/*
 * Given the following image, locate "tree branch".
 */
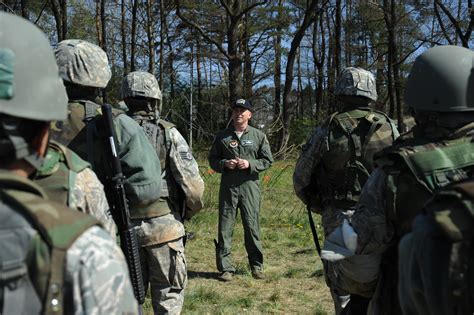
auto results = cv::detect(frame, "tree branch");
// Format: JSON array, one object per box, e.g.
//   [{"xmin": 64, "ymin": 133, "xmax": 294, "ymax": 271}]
[
  {"xmin": 436, "ymin": 0, "xmax": 465, "ymax": 45},
  {"xmin": 175, "ymin": 0, "xmax": 229, "ymax": 59}
]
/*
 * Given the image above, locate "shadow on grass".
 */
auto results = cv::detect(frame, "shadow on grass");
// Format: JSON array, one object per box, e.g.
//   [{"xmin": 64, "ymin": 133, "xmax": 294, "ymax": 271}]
[{"xmin": 188, "ymin": 270, "xmax": 221, "ymax": 280}]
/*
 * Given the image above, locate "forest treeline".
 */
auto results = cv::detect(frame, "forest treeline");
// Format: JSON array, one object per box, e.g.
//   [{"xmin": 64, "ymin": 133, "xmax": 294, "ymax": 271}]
[{"xmin": 1, "ymin": 0, "xmax": 472, "ymax": 157}]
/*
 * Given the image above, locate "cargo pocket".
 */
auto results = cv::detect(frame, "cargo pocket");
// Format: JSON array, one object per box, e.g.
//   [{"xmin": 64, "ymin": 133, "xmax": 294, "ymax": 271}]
[{"xmin": 167, "ymin": 238, "xmax": 187, "ymax": 291}]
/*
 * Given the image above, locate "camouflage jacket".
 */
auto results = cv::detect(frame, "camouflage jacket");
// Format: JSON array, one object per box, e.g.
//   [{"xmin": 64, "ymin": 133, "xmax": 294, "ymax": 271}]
[
  {"xmin": 293, "ymin": 107, "xmax": 399, "ymax": 217},
  {"xmin": 348, "ymin": 122, "xmax": 474, "ymax": 315},
  {"xmin": 130, "ymin": 112, "xmax": 204, "ymax": 221},
  {"xmin": 0, "ymin": 171, "xmax": 138, "ymax": 314},
  {"xmin": 34, "ymin": 141, "xmax": 116, "ymax": 238},
  {"xmin": 399, "ymin": 179, "xmax": 474, "ymax": 315}
]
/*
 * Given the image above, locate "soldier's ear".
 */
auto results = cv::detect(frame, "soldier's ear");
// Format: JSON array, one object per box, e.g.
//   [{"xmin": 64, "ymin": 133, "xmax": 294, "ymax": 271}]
[{"xmin": 31, "ymin": 124, "xmax": 50, "ymax": 158}]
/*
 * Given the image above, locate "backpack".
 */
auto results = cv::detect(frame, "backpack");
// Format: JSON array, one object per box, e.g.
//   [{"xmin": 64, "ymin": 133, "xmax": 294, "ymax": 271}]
[
  {"xmin": 316, "ymin": 108, "xmax": 397, "ymax": 208},
  {"xmin": 0, "ymin": 173, "xmax": 98, "ymax": 315},
  {"xmin": 132, "ymin": 115, "xmax": 183, "ymax": 207},
  {"xmin": 428, "ymin": 179, "xmax": 474, "ymax": 314}
]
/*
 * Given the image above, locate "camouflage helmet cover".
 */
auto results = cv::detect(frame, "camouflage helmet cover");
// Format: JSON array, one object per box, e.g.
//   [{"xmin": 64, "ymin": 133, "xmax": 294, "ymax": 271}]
[
  {"xmin": 404, "ymin": 45, "xmax": 474, "ymax": 112},
  {"xmin": 55, "ymin": 39, "xmax": 111, "ymax": 88},
  {"xmin": 121, "ymin": 71, "xmax": 162, "ymax": 100},
  {"xmin": 0, "ymin": 12, "xmax": 67, "ymax": 121},
  {"xmin": 335, "ymin": 67, "xmax": 378, "ymax": 101}
]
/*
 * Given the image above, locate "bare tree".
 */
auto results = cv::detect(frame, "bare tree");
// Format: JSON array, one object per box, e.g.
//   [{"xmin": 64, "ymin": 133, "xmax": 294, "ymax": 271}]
[
  {"xmin": 176, "ymin": 0, "xmax": 267, "ymax": 104},
  {"xmin": 279, "ymin": 0, "xmax": 320, "ymax": 153}
]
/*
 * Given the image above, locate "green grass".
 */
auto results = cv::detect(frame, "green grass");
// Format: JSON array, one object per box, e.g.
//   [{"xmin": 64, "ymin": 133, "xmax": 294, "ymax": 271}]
[{"xmin": 144, "ymin": 159, "xmax": 333, "ymax": 314}]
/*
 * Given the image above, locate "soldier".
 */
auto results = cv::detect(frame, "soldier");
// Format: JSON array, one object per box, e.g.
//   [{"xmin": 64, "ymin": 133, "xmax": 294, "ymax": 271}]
[
  {"xmin": 208, "ymin": 99, "xmax": 273, "ymax": 282},
  {"xmin": 50, "ymin": 39, "xmax": 162, "ymax": 215},
  {"xmin": 122, "ymin": 71, "xmax": 205, "ymax": 314},
  {"xmin": 336, "ymin": 45, "xmax": 474, "ymax": 314},
  {"xmin": 293, "ymin": 67, "xmax": 399, "ymax": 314},
  {"xmin": 51, "ymin": 39, "xmax": 163, "ymax": 310},
  {"xmin": 0, "ymin": 12, "xmax": 138, "ymax": 314},
  {"xmin": 399, "ymin": 179, "xmax": 474, "ymax": 315},
  {"xmin": 34, "ymin": 141, "xmax": 117, "ymax": 238}
]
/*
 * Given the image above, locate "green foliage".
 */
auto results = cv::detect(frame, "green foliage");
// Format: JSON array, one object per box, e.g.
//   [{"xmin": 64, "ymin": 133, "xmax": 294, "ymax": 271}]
[{"xmin": 289, "ymin": 116, "xmax": 317, "ymax": 147}]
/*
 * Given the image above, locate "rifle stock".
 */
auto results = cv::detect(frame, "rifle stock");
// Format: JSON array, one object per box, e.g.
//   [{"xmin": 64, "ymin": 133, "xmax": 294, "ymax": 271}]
[{"xmin": 101, "ymin": 104, "xmax": 146, "ymax": 306}]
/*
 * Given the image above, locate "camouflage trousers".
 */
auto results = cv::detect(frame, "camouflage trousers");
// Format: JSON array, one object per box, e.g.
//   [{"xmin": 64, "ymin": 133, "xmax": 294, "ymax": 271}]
[{"xmin": 133, "ymin": 214, "xmax": 187, "ymax": 315}]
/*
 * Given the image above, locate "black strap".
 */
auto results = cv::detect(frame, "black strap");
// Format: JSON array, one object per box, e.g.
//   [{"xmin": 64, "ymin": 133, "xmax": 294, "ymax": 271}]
[{"xmin": 307, "ymin": 204, "xmax": 322, "ymax": 257}]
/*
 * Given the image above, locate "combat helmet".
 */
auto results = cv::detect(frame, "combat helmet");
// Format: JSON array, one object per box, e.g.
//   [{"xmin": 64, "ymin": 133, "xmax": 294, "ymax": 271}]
[
  {"xmin": 55, "ymin": 39, "xmax": 111, "ymax": 88},
  {"xmin": 0, "ymin": 12, "xmax": 67, "ymax": 121},
  {"xmin": 405, "ymin": 45, "xmax": 474, "ymax": 112},
  {"xmin": 0, "ymin": 12, "xmax": 68, "ymax": 167},
  {"xmin": 335, "ymin": 67, "xmax": 378, "ymax": 101},
  {"xmin": 122, "ymin": 71, "xmax": 162, "ymax": 100}
]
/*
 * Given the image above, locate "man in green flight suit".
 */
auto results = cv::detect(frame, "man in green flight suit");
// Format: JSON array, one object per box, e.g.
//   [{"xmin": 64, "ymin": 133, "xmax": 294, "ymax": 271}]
[{"xmin": 209, "ymin": 99, "xmax": 273, "ymax": 282}]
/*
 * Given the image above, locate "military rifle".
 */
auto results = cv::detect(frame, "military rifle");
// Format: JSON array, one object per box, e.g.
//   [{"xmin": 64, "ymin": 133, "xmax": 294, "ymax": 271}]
[{"xmin": 101, "ymin": 104, "xmax": 146, "ymax": 309}]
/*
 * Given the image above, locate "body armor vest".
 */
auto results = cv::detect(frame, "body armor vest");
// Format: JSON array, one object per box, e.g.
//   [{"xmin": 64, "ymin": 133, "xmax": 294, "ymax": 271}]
[
  {"xmin": 0, "ymin": 172, "xmax": 98, "ymax": 315},
  {"xmin": 34, "ymin": 141, "xmax": 90, "ymax": 207}
]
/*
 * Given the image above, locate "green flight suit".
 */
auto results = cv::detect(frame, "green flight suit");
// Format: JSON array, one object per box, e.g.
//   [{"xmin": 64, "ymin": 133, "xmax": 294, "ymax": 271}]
[{"xmin": 209, "ymin": 125, "xmax": 273, "ymax": 273}]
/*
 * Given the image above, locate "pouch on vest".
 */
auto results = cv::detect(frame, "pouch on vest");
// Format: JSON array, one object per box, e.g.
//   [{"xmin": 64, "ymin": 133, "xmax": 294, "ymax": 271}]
[
  {"xmin": 428, "ymin": 179, "xmax": 474, "ymax": 314},
  {"xmin": 1, "ymin": 173, "xmax": 98, "ymax": 315},
  {"xmin": 317, "ymin": 108, "xmax": 396, "ymax": 208}
]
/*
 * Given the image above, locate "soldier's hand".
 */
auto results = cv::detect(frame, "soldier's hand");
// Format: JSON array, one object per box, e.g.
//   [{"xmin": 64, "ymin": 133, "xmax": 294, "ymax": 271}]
[
  {"xmin": 225, "ymin": 159, "xmax": 238, "ymax": 169},
  {"xmin": 236, "ymin": 158, "xmax": 250, "ymax": 169}
]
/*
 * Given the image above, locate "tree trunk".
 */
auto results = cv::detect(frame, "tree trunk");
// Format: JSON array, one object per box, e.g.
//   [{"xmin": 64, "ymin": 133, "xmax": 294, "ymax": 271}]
[
  {"xmin": 60, "ymin": 0, "xmax": 67, "ymax": 40},
  {"xmin": 242, "ymin": 11, "xmax": 252, "ymax": 99},
  {"xmin": 334, "ymin": 0, "xmax": 341, "ymax": 74},
  {"xmin": 130, "ymin": 0, "xmax": 139, "ymax": 71},
  {"xmin": 20, "ymin": 0, "xmax": 28, "ymax": 19},
  {"xmin": 159, "ymin": 0, "xmax": 165, "ymax": 87},
  {"xmin": 280, "ymin": 0, "xmax": 319, "ymax": 155},
  {"xmin": 146, "ymin": 0, "xmax": 155, "ymax": 73},
  {"xmin": 227, "ymin": 1, "xmax": 243, "ymax": 104},
  {"xmin": 121, "ymin": 0, "xmax": 128, "ymax": 74},
  {"xmin": 50, "ymin": 0, "xmax": 63, "ymax": 41},
  {"xmin": 273, "ymin": 0, "xmax": 283, "ymax": 121}
]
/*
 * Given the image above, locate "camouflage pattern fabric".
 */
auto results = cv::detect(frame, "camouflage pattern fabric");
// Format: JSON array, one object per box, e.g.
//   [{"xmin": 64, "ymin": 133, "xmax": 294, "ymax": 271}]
[
  {"xmin": 122, "ymin": 71, "xmax": 162, "ymax": 100},
  {"xmin": 346, "ymin": 123, "xmax": 474, "ymax": 315},
  {"xmin": 0, "ymin": 172, "xmax": 137, "ymax": 314},
  {"xmin": 127, "ymin": 103, "xmax": 202, "ymax": 313},
  {"xmin": 71, "ymin": 168, "xmax": 116, "ymax": 239},
  {"xmin": 168, "ymin": 127, "xmax": 205, "ymax": 219},
  {"xmin": 55, "ymin": 39, "xmax": 111, "ymax": 88},
  {"xmin": 66, "ymin": 226, "xmax": 139, "ymax": 314},
  {"xmin": 35, "ymin": 141, "xmax": 116, "ymax": 239},
  {"xmin": 335, "ymin": 67, "xmax": 377, "ymax": 101},
  {"xmin": 50, "ymin": 100, "xmax": 101, "ymax": 147},
  {"xmin": 293, "ymin": 105, "xmax": 398, "ymax": 314},
  {"xmin": 399, "ymin": 179, "xmax": 474, "ymax": 315},
  {"xmin": 133, "ymin": 214, "xmax": 186, "ymax": 314}
]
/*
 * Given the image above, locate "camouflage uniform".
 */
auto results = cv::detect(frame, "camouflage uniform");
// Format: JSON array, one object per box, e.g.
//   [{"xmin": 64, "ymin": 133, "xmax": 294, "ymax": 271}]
[
  {"xmin": 123, "ymin": 71, "xmax": 204, "ymax": 314},
  {"xmin": 398, "ymin": 179, "xmax": 474, "ymax": 315},
  {"xmin": 340, "ymin": 46, "xmax": 474, "ymax": 315},
  {"xmin": 34, "ymin": 140, "xmax": 116, "ymax": 238},
  {"xmin": 0, "ymin": 12, "xmax": 137, "ymax": 314},
  {"xmin": 51, "ymin": 40, "xmax": 162, "ymax": 215},
  {"xmin": 293, "ymin": 67, "xmax": 398, "ymax": 314}
]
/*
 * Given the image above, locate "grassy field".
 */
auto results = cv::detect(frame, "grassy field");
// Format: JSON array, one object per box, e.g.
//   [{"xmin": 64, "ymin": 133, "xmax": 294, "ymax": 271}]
[{"xmin": 144, "ymin": 160, "xmax": 333, "ymax": 314}]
